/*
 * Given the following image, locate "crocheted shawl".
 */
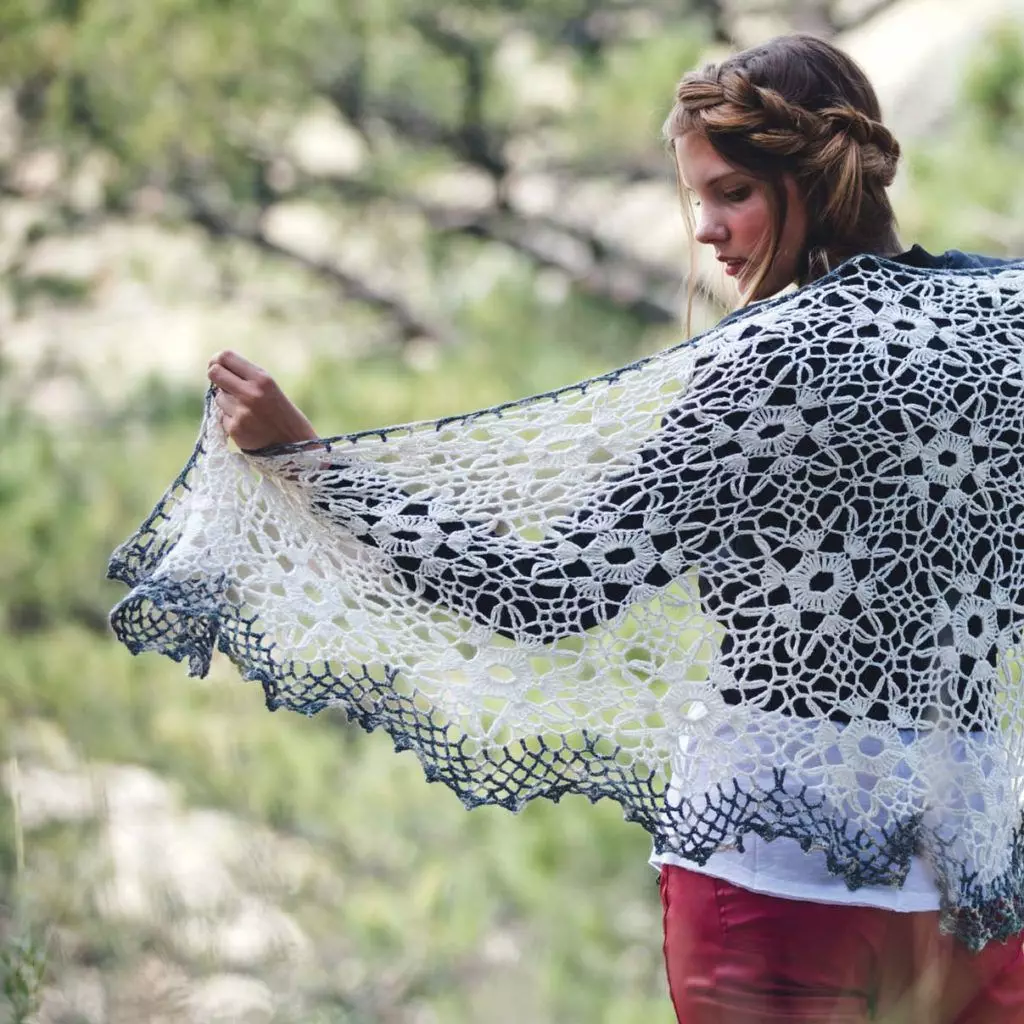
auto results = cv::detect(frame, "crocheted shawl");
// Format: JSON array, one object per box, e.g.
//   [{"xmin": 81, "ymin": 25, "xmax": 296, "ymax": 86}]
[{"xmin": 109, "ymin": 254, "xmax": 1024, "ymax": 949}]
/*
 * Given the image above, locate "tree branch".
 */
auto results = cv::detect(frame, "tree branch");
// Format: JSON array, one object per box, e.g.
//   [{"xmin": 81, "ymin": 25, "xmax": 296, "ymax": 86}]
[
  {"xmin": 315, "ymin": 173, "xmax": 692, "ymax": 325},
  {"xmin": 179, "ymin": 188, "xmax": 456, "ymax": 346},
  {"xmin": 833, "ymin": 0, "xmax": 903, "ymax": 33},
  {"xmin": 323, "ymin": 73, "xmax": 511, "ymax": 181},
  {"xmin": 464, "ymin": 214, "xmax": 684, "ymax": 325},
  {"xmin": 410, "ymin": 14, "xmax": 495, "ymax": 174},
  {"xmin": 685, "ymin": 0, "xmax": 736, "ymax": 44}
]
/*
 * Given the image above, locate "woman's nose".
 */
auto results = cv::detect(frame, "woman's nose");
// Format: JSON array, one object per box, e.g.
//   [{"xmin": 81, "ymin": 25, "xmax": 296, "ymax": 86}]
[{"xmin": 694, "ymin": 209, "xmax": 728, "ymax": 245}]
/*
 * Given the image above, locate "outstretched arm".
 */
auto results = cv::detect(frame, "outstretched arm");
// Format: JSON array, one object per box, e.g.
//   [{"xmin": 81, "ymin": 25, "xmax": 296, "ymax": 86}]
[
  {"xmin": 209, "ymin": 350, "xmax": 720, "ymax": 643},
  {"xmin": 305, "ymin": 448, "xmax": 699, "ymax": 643}
]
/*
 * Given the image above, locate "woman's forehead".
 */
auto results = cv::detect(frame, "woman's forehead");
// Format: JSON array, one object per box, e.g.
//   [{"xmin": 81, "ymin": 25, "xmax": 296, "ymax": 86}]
[{"xmin": 674, "ymin": 133, "xmax": 742, "ymax": 190}]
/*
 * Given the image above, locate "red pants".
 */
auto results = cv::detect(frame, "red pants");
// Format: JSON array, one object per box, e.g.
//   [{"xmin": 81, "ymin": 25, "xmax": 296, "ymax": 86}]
[{"xmin": 660, "ymin": 865, "xmax": 1024, "ymax": 1023}]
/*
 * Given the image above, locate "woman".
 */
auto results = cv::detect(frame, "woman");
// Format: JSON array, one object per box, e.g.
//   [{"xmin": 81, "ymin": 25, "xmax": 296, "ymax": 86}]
[{"xmin": 206, "ymin": 33, "xmax": 1024, "ymax": 1023}]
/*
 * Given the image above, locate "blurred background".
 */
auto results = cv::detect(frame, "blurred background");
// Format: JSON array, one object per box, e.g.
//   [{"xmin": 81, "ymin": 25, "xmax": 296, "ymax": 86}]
[{"xmin": 2, "ymin": 1, "xmax": 1024, "ymax": 1022}]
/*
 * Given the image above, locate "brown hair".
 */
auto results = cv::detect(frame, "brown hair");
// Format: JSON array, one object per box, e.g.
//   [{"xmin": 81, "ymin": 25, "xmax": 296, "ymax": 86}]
[{"xmin": 664, "ymin": 34, "xmax": 902, "ymax": 307}]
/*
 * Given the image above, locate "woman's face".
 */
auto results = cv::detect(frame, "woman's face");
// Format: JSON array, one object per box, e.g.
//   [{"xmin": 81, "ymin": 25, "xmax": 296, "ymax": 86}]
[{"xmin": 674, "ymin": 131, "xmax": 808, "ymax": 300}]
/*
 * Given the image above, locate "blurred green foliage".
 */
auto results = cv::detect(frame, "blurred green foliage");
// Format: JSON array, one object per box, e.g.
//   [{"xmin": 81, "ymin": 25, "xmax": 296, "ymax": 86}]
[
  {"xmin": 0, "ymin": 344, "xmax": 673, "ymax": 1023},
  {"xmin": 902, "ymin": 20, "xmax": 1024, "ymax": 255}
]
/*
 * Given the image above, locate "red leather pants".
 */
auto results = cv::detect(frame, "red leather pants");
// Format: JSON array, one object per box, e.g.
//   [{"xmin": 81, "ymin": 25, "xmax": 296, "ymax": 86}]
[{"xmin": 660, "ymin": 865, "xmax": 1024, "ymax": 1023}]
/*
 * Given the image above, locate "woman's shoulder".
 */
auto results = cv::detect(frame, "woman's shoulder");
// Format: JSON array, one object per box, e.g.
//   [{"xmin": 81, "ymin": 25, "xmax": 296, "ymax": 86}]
[
  {"xmin": 709, "ymin": 245, "xmax": 1022, "ymax": 336},
  {"xmin": 895, "ymin": 244, "xmax": 1018, "ymax": 270}
]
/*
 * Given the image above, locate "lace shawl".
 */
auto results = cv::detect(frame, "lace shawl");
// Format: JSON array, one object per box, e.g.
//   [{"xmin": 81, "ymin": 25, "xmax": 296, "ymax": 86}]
[{"xmin": 109, "ymin": 254, "xmax": 1024, "ymax": 949}]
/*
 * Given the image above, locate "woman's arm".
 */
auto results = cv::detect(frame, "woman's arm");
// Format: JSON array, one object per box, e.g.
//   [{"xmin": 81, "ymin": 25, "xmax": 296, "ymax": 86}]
[
  {"xmin": 210, "ymin": 350, "xmax": 720, "ymax": 643},
  {"xmin": 309, "ymin": 462, "xmax": 687, "ymax": 642},
  {"xmin": 296, "ymin": 406, "xmax": 716, "ymax": 644}
]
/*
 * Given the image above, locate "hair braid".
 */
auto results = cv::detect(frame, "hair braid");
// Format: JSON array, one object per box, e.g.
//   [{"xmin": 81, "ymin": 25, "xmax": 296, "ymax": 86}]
[
  {"xmin": 817, "ymin": 105, "xmax": 900, "ymax": 185},
  {"xmin": 675, "ymin": 69, "xmax": 899, "ymax": 203}
]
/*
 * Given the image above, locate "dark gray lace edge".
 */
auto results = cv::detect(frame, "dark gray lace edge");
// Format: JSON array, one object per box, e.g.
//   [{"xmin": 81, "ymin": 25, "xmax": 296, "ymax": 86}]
[{"xmin": 106, "ymin": 574, "xmax": 1024, "ymax": 952}]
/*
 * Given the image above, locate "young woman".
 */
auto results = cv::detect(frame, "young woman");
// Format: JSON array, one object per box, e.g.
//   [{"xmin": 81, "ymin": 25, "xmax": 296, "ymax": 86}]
[{"xmin": 206, "ymin": 33, "xmax": 1024, "ymax": 1024}]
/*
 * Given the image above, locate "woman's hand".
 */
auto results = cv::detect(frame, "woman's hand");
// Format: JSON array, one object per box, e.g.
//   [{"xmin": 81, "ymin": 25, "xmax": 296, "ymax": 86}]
[{"xmin": 207, "ymin": 350, "xmax": 319, "ymax": 451}]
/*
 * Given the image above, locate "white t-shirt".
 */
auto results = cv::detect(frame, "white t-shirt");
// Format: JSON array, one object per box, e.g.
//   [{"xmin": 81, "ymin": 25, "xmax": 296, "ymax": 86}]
[
  {"xmin": 645, "ymin": 724, "xmax": 984, "ymax": 912},
  {"xmin": 650, "ymin": 838, "xmax": 941, "ymax": 912}
]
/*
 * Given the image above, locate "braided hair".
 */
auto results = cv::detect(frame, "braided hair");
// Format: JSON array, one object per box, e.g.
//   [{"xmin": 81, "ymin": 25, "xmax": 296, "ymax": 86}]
[{"xmin": 665, "ymin": 35, "xmax": 902, "ymax": 303}]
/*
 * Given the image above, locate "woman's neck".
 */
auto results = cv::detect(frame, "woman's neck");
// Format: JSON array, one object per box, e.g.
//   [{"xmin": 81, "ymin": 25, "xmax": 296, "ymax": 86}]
[{"xmin": 800, "ymin": 230, "xmax": 905, "ymax": 285}]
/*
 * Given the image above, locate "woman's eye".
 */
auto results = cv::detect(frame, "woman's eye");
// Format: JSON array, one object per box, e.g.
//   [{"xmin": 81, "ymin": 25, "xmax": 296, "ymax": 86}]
[{"xmin": 724, "ymin": 186, "xmax": 752, "ymax": 202}]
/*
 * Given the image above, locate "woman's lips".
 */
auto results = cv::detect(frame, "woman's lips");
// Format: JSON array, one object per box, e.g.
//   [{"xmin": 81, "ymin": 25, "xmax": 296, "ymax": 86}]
[{"xmin": 719, "ymin": 258, "xmax": 747, "ymax": 278}]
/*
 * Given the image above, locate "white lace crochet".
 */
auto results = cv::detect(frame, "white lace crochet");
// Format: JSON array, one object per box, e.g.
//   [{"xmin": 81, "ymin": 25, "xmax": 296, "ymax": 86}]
[{"xmin": 109, "ymin": 255, "xmax": 1024, "ymax": 948}]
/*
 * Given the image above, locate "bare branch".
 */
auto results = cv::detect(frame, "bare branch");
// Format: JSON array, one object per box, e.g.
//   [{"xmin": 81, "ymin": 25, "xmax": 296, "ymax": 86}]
[
  {"xmin": 465, "ymin": 214, "xmax": 684, "ymax": 325},
  {"xmin": 410, "ymin": 15, "xmax": 489, "ymax": 141},
  {"xmin": 685, "ymin": 0, "xmax": 736, "ymax": 44},
  {"xmin": 180, "ymin": 188, "xmax": 456, "ymax": 347},
  {"xmin": 323, "ymin": 74, "xmax": 511, "ymax": 181},
  {"xmin": 833, "ymin": 0, "xmax": 903, "ymax": 33},
  {"xmin": 314, "ymin": 173, "xmax": 690, "ymax": 325}
]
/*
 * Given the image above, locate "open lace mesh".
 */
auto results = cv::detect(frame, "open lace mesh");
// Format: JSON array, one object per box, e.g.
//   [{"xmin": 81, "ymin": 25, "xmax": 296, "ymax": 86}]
[{"xmin": 109, "ymin": 254, "xmax": 1024, "ymax": 949}]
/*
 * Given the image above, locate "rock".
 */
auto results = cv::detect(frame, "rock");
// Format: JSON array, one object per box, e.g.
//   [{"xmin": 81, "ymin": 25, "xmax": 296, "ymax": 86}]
[
  {"xmin": 9, "ymin": 718, "xmax": 81, "ymax": 771},
  {"xmin": 6, "ymin": 754, "xmax": 326, "ymax": 1019},
  {"xmin": 175, "ymin": 897, "xmax": 311, "ymax": 970},
  {"xmin": 37, "ymin": 968, "xmax": 107, "ymax": 1024},
  {"xmin": 188, "ymin": 974, "xmax": 275, "ymax": 1024},
  {"xmin": 106, "ymin": 956, "xmax": 192, "ymax": 1024},
  {"xmin": 99, "ymin": 769, "xmax": 240, "ymax": 919},
  {"xmin": 3, "ymin": 764, "xmax": 98, "ymax": 831},
  {"xmin": 92, "ymin": 765, "xmax": 313, "ymax": 970},
  {"xmin": 102, "ymin": 765, "xmax": 179, "ymax": 815}
]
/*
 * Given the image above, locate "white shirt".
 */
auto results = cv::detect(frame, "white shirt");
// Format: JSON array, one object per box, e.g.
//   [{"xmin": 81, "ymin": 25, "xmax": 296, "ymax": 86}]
[
  {"xmin": 646, "ymin": 724, "xmax": 974, "ymax": 912},
  {"xmin": 650, "ymin": 837, "xmax": 941, "ymax": 911}
]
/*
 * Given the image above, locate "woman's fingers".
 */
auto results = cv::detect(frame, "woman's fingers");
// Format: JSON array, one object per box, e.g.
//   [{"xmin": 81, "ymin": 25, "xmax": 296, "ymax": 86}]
[
  {"xmin": 207, "ymin": 360, "xmax": 252, "ymax": 398},
  {"xmin": 209, "ymin": 350, "xmax": 266, "ymax": 382},
  {"xmin": 205, "ymin": 349, "xmax": 318, "ymax": 449}
]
